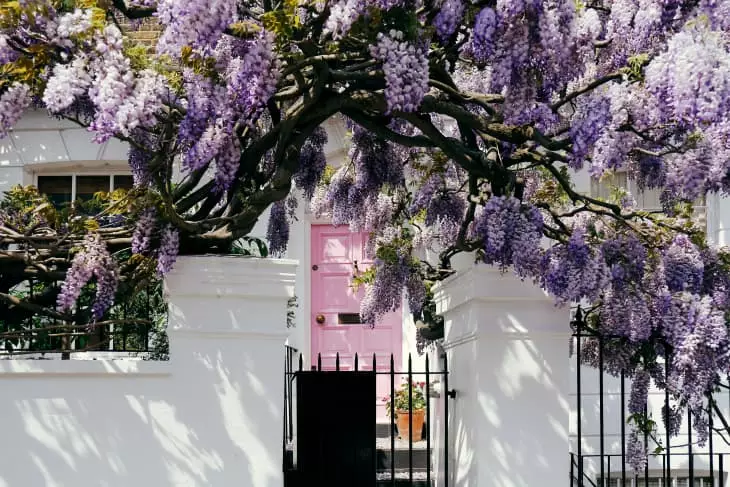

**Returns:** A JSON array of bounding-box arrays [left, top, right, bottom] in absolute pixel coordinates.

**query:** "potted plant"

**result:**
[[384, 380, 427, 441]]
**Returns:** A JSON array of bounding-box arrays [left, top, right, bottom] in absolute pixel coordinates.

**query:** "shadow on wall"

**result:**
[[0, 341, 283, 487], [446, 304, 570, 487]]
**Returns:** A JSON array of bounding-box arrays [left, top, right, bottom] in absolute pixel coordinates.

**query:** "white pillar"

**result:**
[[433, 265, 571, 487], [165, 256, 297, 487]]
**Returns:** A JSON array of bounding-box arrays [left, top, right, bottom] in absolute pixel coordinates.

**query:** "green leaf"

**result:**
[[229, 20, 262, 38], [84, 219, 100, 231], [254, 238, 269, 258]]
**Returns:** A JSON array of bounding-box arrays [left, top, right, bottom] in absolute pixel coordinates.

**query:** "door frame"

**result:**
[[301, 212, 408, 371]]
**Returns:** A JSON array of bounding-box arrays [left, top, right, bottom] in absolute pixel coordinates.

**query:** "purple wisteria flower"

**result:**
[[267, 201, 290, 257], [132, 208, 156, 255], [156, 225, 179, 276], [57, 233, 119, 320], [0, 83, 32, 139], [473, 196, 543, 278], [369, 30, 429, 114]]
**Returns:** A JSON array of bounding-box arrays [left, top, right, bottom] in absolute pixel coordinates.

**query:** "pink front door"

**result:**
[[310, 225, 402, 413]]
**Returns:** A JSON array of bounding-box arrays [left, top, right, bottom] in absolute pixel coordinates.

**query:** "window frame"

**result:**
[[34, 171, 133, 202]]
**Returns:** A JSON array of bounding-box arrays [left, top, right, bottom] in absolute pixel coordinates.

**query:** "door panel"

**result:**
[[320, 273, 358, 309], [311, 225, 402, 418], [319, 233, 353, 260]]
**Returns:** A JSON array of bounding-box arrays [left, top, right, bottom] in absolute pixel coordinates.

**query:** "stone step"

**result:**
[[376, 421, 396, 438], [284, 433, 432, 472], [376, 437, 430, 471]]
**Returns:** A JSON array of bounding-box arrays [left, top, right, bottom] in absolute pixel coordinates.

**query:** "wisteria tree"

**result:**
[[2, 0, 730, 467]]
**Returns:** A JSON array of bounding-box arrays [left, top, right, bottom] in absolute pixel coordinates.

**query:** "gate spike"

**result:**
[[354, 353, 359, 371], [298, 353, 303, 372], [317, 353, 322, 371], [373, 353, 377, 373], [336, 352, 340, 371]]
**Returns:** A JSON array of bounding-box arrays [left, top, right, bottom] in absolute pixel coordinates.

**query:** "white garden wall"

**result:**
[[0, 256, 296, 487]]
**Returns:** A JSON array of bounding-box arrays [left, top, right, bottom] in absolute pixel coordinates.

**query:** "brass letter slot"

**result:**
[[338, 313, 361, 325]]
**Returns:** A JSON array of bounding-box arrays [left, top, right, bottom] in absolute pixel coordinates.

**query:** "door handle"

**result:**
[[316, 314, 326, 325]]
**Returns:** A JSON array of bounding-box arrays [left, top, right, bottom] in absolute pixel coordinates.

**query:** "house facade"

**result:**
[[4, 111, 730, 486]]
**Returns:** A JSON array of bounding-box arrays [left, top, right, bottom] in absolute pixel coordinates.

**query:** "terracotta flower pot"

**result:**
[[396, 409, 425, 441]]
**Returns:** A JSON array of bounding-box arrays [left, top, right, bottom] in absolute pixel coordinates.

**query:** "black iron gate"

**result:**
[[283, 349, 452, 487], [296, 371, 376, 486]]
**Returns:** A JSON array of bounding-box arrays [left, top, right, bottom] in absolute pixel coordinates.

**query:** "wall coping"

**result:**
[[164, 255, 298, 299], [432, 264, 553, 315]]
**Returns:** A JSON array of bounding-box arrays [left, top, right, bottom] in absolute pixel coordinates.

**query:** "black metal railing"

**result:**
[[0, 278, 167, 358], [283, 350, 453, 487], [571, 317, 729, 487], [572, 452, 729, 487]]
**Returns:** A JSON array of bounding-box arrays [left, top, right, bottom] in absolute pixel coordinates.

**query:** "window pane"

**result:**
[[76, 176, 111, 202], [113, 175, 134, 191], [591, 172, 629, 201], [37, 176, 72, 207], [639, 188, 662, 210]]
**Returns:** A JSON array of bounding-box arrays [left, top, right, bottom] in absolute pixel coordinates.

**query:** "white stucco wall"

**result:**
[[0, 165, 23, 196], [0, 256, 296, 487]]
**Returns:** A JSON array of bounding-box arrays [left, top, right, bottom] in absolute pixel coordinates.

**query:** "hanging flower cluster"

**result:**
[[57, 233, 119, 320], [369, 30, 430, 113]]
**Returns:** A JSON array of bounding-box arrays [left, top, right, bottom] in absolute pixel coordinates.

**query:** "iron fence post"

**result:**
[[621, 370, 626, 485], [598, 335, 605, 486], [426, 354, 431, 487], [390, 353, 395, 487], [408, 353, 413, 485]]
